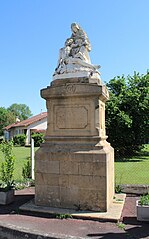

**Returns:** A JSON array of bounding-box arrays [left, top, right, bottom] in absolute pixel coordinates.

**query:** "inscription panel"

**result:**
[[56, 106, 88, 129]]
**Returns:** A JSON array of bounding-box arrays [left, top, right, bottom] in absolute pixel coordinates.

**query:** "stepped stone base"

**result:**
[[35, 141, 114, 212], [21, 194, 126, 222]]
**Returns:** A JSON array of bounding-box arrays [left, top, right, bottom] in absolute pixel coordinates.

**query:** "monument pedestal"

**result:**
[[35, 79, 114, 212]]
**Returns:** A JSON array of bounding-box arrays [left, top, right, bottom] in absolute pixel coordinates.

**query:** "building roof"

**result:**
[[4, 112, 47, 131]]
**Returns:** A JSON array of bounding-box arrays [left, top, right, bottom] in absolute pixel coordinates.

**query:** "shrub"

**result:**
[[31, 132, 44, 147], [22, 157, 31, 179], [0, 140, 15, 190], [13, 134, 26, 146], [140, 194, 149, 206]]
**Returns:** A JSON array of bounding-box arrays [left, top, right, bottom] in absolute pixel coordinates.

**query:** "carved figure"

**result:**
[[70, 23, 91, 63], [55, 38, 73, 74], [53, 23, 100, 77]]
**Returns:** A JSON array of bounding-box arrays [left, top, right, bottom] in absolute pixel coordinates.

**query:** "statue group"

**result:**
[[53, 23, 100, 77]]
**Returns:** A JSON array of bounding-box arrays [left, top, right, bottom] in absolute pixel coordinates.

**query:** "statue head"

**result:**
[[71, 23, 80, 33], [65, 38, 73, 46]]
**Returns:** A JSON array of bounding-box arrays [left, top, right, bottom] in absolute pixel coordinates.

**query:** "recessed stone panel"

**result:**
[[55, 105, 88, 129]]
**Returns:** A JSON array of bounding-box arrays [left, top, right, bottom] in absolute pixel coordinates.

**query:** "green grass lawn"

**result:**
[[0, 146, 39, 182], [0, 145, 149, 185], [115, 144, 149, 185]]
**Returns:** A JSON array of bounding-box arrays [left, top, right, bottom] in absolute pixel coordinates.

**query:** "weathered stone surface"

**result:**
[[35, 144, 114, 211], [53, 23, 101, 84], [36, 160, 60, 174], [35, 81, 114, 210], [56, 106, 88, 129], [60, 161, 79, 175], [35, 23, 114, 212]]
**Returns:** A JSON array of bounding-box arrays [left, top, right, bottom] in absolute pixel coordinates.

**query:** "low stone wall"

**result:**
[[120, 184, 149, 195]]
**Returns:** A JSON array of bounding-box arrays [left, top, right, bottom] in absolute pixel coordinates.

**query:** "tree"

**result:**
[[0, 107, 15, 136], [7, 103, 32, 121], [105, 71, 149, 156]]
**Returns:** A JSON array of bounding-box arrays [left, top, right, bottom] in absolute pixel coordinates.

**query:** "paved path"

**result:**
[[0, 188, 149, 239]]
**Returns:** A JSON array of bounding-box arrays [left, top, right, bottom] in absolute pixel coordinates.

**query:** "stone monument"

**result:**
[[35, 23, 114, 212]]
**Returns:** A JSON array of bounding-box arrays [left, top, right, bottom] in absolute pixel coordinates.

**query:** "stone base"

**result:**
[[35, 142, 114, 212], [20, 194, 126, 222], [36, 79, 114, 213], [52, 71, 101, 84]]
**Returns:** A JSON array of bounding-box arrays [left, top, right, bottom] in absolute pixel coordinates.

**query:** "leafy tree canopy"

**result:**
[[0, 104, 32, 136], [0, 107, 15, 136], [7, 103, 32, 121], [106, 71, 149, 156]]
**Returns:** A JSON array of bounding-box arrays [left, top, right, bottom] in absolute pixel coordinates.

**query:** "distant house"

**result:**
[[4, 112, 47, 145]]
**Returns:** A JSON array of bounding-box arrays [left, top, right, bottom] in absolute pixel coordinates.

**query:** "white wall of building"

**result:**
[[26, 118, 47, 145], [4, 117, 47, 145], [28, 118, 47, 131]]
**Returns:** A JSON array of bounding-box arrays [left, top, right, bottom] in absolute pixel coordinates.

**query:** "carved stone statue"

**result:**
[[53, 23, 100, 81]]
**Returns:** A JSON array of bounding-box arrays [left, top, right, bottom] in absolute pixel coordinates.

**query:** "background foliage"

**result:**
[[0, 107, 15, 136], [31, 132, 44, 147], [13, 134, 26, 146], [7, 103, 32, 121], [106, 71, 149, 156], [0, 103, 32, 136]]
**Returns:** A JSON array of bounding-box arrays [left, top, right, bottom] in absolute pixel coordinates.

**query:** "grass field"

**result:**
[[115, 144, 149, 185], [115, 156, 149, 185], [0, 145, 149, 185], [0, 146, 39, 182]]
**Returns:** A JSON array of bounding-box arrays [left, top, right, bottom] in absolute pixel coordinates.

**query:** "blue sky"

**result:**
[[0, 0, 149, 116]]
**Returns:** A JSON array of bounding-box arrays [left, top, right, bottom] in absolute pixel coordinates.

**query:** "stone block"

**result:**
[[92, 162, 106, 176], [78, 161, 106, 176], [35, 185, 60, 207], [36, 160, 47, 173], [36, 160, 60, 174], [78, 162, 93, 175], [47, 161, 60, 174], [36, 173, 59, 186], [35, 185, 48, 206], [78, 189, 106, 211], [73, 152, 93, 162], [59, 175, 69, 187], [60, 187, 79, 209], [69, 175, 106, 190], [60, 161, 79, 175]]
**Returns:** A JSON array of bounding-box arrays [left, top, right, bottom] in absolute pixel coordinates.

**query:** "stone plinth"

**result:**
[[35, 78, 114, 212]]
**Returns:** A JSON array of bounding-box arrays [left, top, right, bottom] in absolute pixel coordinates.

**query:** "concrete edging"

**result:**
[[0, 223, 80, 239], [120, 184, 149, 195]]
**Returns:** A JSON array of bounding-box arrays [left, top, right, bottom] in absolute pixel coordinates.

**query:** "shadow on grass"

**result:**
[[115, 158, 144, 163], [115, 155, 149, 162], [115, 144, 149, 162], [138, 148, 149, 157]]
